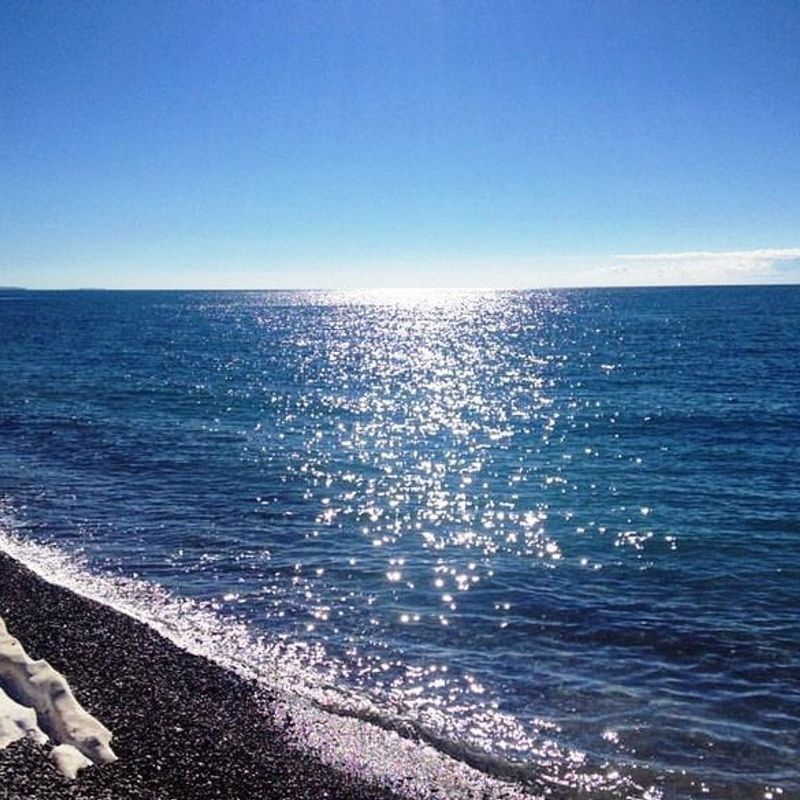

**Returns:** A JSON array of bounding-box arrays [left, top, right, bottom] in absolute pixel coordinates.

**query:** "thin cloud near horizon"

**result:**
[[581, 247, 800, 287]]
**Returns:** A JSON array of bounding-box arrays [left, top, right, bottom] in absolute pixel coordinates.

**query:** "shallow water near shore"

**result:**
[[1, 287, 799, 798]]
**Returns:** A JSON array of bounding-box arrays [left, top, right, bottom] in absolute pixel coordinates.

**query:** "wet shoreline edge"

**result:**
[[0, 550, 406, 800]]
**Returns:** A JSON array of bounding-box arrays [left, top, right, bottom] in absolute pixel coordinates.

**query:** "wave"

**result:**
[[0, 526, 660, 799]]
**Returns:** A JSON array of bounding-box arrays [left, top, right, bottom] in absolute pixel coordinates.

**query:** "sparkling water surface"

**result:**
[[1, 287, 798, 798]]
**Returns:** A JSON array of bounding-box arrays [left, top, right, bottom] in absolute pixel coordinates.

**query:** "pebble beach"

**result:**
[[0, 551, 407, 800]]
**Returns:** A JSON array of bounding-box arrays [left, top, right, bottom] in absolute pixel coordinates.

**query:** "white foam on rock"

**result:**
[[0, 612, 117, 777]]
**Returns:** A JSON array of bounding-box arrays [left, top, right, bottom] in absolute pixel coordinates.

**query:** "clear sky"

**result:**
[[1, 0, 799, 289]]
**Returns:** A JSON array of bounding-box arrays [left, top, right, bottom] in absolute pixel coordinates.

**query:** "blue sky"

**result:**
[[1, 0, 799, 289]]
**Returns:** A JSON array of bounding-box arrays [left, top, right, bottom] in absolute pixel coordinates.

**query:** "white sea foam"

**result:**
[[0, 528, 543, 798]]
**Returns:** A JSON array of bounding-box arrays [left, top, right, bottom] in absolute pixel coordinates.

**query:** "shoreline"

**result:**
[[0, 550, 408, 800]]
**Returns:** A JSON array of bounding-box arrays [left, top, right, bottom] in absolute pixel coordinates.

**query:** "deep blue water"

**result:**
[[1, 287, 798, 798]]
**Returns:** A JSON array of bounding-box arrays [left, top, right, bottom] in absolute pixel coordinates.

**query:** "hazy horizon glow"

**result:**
[[5, 247, 799, 291], [2, 2, 799, 290]]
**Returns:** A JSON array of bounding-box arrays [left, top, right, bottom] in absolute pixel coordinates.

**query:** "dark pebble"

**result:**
[[0, 552, 407, 800]]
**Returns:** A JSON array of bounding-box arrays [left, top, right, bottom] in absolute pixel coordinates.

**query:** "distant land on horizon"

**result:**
[[3, 282, 800, 294]]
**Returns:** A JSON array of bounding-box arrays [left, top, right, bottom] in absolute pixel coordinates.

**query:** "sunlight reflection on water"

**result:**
[[2, 287, 798, 799]]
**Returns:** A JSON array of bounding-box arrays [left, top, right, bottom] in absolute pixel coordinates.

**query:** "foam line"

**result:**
[[0, 529, 541, 798]]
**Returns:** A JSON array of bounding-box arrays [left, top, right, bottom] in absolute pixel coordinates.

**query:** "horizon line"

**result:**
[[3, 281, 800, 293]]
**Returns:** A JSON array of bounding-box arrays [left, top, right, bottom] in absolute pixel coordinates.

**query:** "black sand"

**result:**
[[0, 552, 408, 800]]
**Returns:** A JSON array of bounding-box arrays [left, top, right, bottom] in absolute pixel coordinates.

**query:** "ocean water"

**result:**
[[0, 287, 798, 799]]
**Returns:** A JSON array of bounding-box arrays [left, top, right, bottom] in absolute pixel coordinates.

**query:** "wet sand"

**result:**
[[0, 551, 407, 800]]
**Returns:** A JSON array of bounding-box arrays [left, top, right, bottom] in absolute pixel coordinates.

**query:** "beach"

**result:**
[[0, 550, 410, 800]]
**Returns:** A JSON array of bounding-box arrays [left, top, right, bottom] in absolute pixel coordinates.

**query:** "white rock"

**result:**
[[50, 743, 94, 779], [0, 685, 49, 748], [0, 613, 117, 777]]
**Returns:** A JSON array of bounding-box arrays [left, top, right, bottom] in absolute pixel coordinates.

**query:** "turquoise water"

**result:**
[[1, 287, 798, 798]]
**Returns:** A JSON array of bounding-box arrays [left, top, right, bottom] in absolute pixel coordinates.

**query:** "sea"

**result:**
[[0, 286, 798, 799]]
